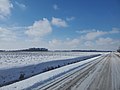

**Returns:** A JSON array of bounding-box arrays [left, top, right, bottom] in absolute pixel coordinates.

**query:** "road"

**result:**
[[35, 52, 120, 90]]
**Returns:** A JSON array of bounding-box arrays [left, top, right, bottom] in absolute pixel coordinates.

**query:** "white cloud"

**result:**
[[66, 39, 80, 47], [51, 17, 68, 27], [0, 0, 13, 19], [76, 29, 120, 50], [53, 4, 59, 10], [96, 37, 114, 45], [80, 37, 120, 51], [25, 18, 52, 38], [77, 28, 119, 41], [95, 37, 120, 50], [77, 28, 120, 35], [0, 27, 16, 41], [84, 41, 94, 47], [48, 38, 80, 49], [109, 28, 120, 34], [15, 1, 26, 10], [76, 29, 96, 34], [49, 39, 61, 48], [66, 17, 75, 21], [84, 30, 107, 40]]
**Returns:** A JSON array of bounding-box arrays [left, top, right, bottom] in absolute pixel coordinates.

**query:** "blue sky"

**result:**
[[0, 0, 120, 50]]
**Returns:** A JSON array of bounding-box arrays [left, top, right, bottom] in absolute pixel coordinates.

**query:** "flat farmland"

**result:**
[[0, 52, 103, 69]]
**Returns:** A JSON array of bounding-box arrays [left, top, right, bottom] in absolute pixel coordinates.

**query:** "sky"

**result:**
[[0, 0, 120, 50]]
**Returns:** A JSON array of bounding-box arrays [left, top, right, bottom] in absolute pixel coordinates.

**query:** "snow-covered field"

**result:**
[[0, 51, 105, 89], [0, 52, 103, 69], [0, 52, 82, 69]]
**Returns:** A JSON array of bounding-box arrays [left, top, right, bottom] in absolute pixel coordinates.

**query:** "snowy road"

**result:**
[[37, 52, 120, 90]]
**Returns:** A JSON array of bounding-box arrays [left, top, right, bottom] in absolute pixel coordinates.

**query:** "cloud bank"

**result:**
[[0, 16, 119, 51]]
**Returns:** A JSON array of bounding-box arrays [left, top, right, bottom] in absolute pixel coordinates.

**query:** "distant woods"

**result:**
[[20, 48, 48, 52], [0, 48, 48, 52]]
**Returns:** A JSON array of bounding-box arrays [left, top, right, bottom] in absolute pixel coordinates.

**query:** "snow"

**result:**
[[0, 52, 103, 87], [0, 55, 102, 90], [0, 52, 103, 69], [1, 52, 118, 90]]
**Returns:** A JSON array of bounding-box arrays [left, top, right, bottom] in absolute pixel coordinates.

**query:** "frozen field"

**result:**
[[0, 51, 103, 87]]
